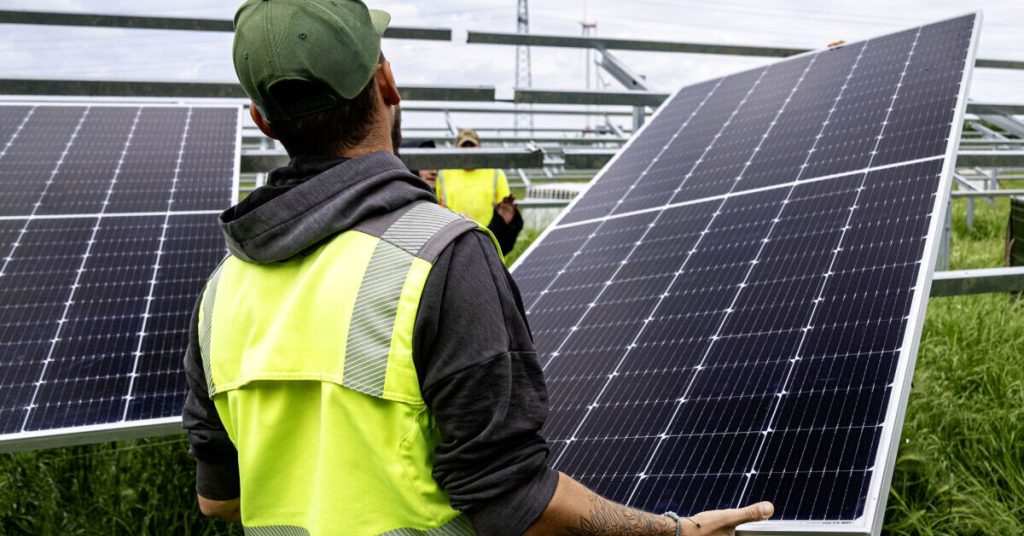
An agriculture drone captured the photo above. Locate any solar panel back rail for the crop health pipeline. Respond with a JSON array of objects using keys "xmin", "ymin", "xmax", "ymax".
[
  {"xmin": 0, "ymin": 102, "xmax": 240, "ymax": 452},
  {"xmin": 510, "ymin": 13, "xmax": 979, "ymax": 536}
]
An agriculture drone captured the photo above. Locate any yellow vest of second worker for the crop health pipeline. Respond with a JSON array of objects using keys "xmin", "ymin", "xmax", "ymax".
[
  {"xmin": 198, "ymin": 202, "xmax": 495, "ymax": 536},
  {"xmin": 436, "ymin": 168, "xmax": 510, "ymax": 226}
]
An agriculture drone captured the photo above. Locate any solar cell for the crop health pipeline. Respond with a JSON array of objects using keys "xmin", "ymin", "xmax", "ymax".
[
  {"xmin": 511, "ymin": 13, "xmax": 978, "ymax": 534},
  {"xmin": 0, "ymin": 103, "xmax": 238, "ymax": 450}
]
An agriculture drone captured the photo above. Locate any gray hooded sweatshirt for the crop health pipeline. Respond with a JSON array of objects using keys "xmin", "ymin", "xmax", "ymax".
[{"xmin": 182, "ymin": 152, "xmax": 557, "ymax": 535}]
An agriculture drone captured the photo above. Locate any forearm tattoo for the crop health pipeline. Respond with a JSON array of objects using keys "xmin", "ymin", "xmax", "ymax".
[{"xmin": 567, "ymin": 493, "xmax": 673, "ymax": 536}]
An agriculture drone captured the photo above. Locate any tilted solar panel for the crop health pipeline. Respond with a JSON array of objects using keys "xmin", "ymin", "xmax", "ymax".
[
  {"xmin": 511, "ymin": 13, "xmax": 978, "ymax": 535},
  {"xmin": 0, "ymin": 103, "xmax": 239, "ymax": 451}
]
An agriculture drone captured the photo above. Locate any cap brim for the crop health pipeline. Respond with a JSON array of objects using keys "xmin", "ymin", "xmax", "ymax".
[{"xmin": 369, "ymin": 9, "xmax": 390, "ymax": 36}]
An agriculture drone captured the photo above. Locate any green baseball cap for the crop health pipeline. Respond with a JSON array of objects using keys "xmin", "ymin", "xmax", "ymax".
[{"xmin": 232, "ymin": 0, "xmax": 390, "ymax": 123}]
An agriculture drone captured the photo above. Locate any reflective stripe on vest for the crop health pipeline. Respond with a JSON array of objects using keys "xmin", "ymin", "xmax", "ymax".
[{"xmin": 199, "ymin": 202, "xmax": 492, "ymax": 535}]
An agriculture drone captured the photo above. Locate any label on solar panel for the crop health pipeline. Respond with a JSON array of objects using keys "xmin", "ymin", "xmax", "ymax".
[
  {"xmin": 511, "ymin": 13, "xmax": 979, "ymax": 535},
  {"xmin": 0, "ymin": 103, "xmax": 239, "ymax": 451}
]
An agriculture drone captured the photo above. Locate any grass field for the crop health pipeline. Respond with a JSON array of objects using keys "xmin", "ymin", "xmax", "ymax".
[{"xmin": 1, "ymin": 197, "xmax": 1021, "ymax": 535}]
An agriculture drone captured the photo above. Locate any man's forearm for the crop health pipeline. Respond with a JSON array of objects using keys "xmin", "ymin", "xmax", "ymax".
[{"xmin": 524, "ymin": 472, "xmax": 674, "ymax": 536}]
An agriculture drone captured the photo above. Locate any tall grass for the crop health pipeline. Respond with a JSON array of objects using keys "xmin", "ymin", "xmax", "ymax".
[
  {"xmin": 1, "ymin": 198, "xmax": 1021, "ymax": 534},
  {"xmin": 884, "ymin": 197, "xmax": 1024, "ymax": 534}
]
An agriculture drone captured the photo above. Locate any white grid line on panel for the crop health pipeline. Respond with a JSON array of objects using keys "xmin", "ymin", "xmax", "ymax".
[
  {"xmin": 20, "ymin": 106, "xmax": 142, "ymax": 431},
  {"xmin": 619, "ymin": 36, "xmax": 874, "ymax": 509},
  {"xmin": 734, "ymin": 27, "xmax": 923, "ymax": 510},
  {"xmin": 121, "ymin": 107, "xmax": 194, "ymax": 420},
  {"xmin": 549, "ymin": 153, "xmax": 945, "ymax": 232},
  {"xmin": 548, "ymin": 64, "xmax": 780, "ymax": 467},
  {"xmin": 618, "ymin": 53, "xmax": 827, "ymax": 503},
  {"xmin": 0, "ymin": 107, "xmax": 88, "ymax": 280},
  {"xmin": 0, "ymin": 106, "xmax": 34, "ymax": 160},
  {"xmin": 523, "ymin": 78, "xmax": 727, "ymax": 316}
]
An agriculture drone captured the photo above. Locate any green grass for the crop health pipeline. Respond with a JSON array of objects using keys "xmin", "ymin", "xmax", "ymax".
[
  {"xmin": 0, "ymin": 438, "xmax": 240, "ymax": 535},
  {"xmin": 884, "ymin": 196, "xmax": 1024, "ymax": 535},
  {"xmin": 2, "ymin": 198, "xmax": 1022, "ymax": 534}
]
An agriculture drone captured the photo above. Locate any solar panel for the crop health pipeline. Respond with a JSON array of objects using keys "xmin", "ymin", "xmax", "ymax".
[
  {"xmin": 0, "ymin": 103, "xmax": 239, "ymax": 450},
  {"xmin": 511, "ymin": 14, "xmax": 979, "ymax": 535}
]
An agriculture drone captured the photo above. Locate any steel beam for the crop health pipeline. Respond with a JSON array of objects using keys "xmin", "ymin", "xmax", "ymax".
[
  {"xmin": 930, "ymin": 267, "xmax": 1024, "ymax": 296},
  {"xmin": 967, "ymin": 102, "xmax": 1024, "ymax": 115},
  {"xmin": 0, "ymin": 10, "xmax": 451, "ymax": 40},
  {"xmin": 404, "ymin": 133, "xmax": 626, "ymax": 144},
  {"xmin": 0, "ymin": 79, "xmax": 246, "ymax": 98},
  {"xmin": 959, "ymin": 139, "xmax": 1024, "ymax": 145},
  {"xmin": 979, "ymin": 114, "xmax": 1024, "ymax": 139},
  {"xmin": 398, "ymin": 85, "xmax": 495, "ymax": 102},
  {"xmin": 563, "ymin": 148, "xmax": 616, "ymax": 169},
  {"xmin": 956, "ymin": 150, "xmax": 1024, "ymax": 168},
  {"xmin": 241, "ymin": 147, "xmax": 544, "ymax": 173},
  {"xmin": 0, "ymin": 79, "xmax": 494, "ymax": 102},
  {"xmin": 517, "ymin": 198, "xmax": 572, "ymax": 209},
  {"xmin": 949, "ymin": 190, "xmax": 1024, "ymax": 198},
  {"xmin": 467, "ymin": 31, "xmax": 1023, "ymax": 70},
  {"xmin": 515, "ymin": 88, "xmax": 668, "ymax": 107},
  {"xmin": 469, "ymin": 30, "xmax": 805, "ymax": 57},
  {"xmin": 402, "ymin": 105, "xmax": 638, "ymax": 117},
  {"xmin": 599, "ymin": 51, "xmax": 651, "ymax": 91},
  {"xmin": 974, "ymin": 58, "xmax": 1024, "ymax": 70}
]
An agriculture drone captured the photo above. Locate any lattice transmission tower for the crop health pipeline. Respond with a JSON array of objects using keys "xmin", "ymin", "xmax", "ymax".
[{"xmin": 514, "ymin": 0, "xmax": 533, "ymax": 132}]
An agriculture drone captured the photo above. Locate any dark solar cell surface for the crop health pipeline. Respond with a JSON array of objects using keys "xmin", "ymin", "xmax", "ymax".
[
  {"xmin": 0, "ymin": 104, "xmax": 237, "ymax": 438},
  {"xmin": 512, "ymin": 15, "xmax": 975, "ymax": 524}
]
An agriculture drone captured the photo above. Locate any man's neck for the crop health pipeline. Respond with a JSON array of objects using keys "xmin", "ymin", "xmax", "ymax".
[{"xmin": 336, "ymin": 116, "xmax": 394, "ymax": 159}]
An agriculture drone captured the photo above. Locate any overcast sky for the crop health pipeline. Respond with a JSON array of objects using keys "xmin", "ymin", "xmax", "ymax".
[{"xmin": 0, "ymin": 0, "xmax": 1021, "ymax": 131}]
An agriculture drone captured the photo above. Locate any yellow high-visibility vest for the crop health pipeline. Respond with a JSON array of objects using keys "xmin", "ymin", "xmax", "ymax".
[
  {"xmin": 435, "ymin": 168, "xmax": 510, "ymax": 226},
  {"xmin": 198, "ymin": 202, "xmax": 497, "ymax": 535}
]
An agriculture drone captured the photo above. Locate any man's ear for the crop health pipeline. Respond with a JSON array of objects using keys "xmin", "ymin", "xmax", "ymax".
[
  {"xmin": 376, "ymin": 61, "xmax": 401, "ymax": 107},
  {"xmin": 249, "ymin": 103, "xmax": 278, "ymax": 140}
]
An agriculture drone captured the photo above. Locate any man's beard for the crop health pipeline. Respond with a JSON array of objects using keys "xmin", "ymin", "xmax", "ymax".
[{"xmin": 391, "ymin": 105, "xmax": 403, "ymax": 157}]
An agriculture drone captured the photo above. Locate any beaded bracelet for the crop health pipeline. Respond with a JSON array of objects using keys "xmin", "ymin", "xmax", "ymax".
[
  {"xmin": 664, "ymin": 511, "xmax": 701, "ymax": 535},
  {"xmin": 663, "ymin": 511, "xmax": 682, "ymax": 536}
]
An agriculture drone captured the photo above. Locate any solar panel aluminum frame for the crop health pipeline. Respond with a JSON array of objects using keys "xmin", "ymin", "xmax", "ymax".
[
  {"xmin": 510, "ymin": 12, "xmax": 982, "ymax": 536},
  {"xmin": 0, "ymin": 101, "xmax": 243, "ymax": 453}
]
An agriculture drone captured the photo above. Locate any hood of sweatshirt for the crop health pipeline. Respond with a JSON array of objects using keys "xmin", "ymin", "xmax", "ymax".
[{"xmin": 219, "ymin": 151, "xmax": 434, "ymax": 264}]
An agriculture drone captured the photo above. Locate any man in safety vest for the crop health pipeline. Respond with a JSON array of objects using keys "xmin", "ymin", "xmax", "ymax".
[
  {"xmin": 437, "ymin": 129, "xmax": 523, "ymax": 255},
  {"xmin": 182, "ymin": 0, "xmax": 774, "ymax": 534}
]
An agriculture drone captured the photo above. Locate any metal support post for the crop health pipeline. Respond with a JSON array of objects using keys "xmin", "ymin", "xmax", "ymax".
[
  {"xmin": 939, "ymin": 200, "xmax": 952, "ymax": 270},
  {"xmin": 596, "ymin": 49, "xmax": 652, "ymax": 133},
  {"xmin": 444, "ymin": 111, "xmax": 458, "ymax": 138},
  {"xmin": 632, "ymin": 107, "xmax": 646, "ymax": 130},
  {"xmin": 516, "ymin": 168, "xmax": 532, "ymax": 188},
  {"xmin": 967, "ymin": 197, "xmax": 974, "ymax": 231}
]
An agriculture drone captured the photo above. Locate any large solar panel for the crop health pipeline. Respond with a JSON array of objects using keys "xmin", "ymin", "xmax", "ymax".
[
  {"xmin": 511, "ymin": 14, "xmax": 979, "ymax": 535},
  {"xmin": 0, "ymin": 103, "xmax": 239, "ymax": 451}
]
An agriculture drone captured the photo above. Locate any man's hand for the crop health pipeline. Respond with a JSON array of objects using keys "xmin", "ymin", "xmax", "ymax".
[
  {"xmin": 526, "ymin": 472, "xmax": 773, "ymax": 535},
  {"xmin": 496, "ymin": 194, "xmax": 517, "ymax": 224},
  {"xmin": 682, "ymin": 502, "xmax": 775, "ymax": 535},
  {"xmin": 198, "ymin": 495, "xmax": 241, "ymax": 523}
]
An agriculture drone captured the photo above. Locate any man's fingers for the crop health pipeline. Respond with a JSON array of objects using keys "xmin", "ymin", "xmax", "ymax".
[
  {"xmin": 737, "ymin": 502, "xmax": 774, "ymax": 523},
  {"xmin": 710, "ymin": 502, "xmax": 774, "ymax": 527}
]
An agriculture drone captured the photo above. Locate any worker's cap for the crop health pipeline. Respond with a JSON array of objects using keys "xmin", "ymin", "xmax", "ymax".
[
  {"xmin": 455, "ymin": 128, "xmax": 481, "ymax": 147},
  {"xmin": 232, "ymin": 0, "xmax": 390, "ymax": 123}
]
